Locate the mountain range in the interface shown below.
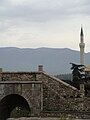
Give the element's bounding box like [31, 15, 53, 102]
[0, 47, 90, 74]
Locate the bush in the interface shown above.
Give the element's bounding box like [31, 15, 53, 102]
[10, 107, 30, 118]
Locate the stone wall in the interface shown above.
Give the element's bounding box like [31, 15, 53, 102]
[41, 111, 90, 119]
[36, 73, 83, 111]
[0, 71, 90, 119]
[0, 72, 43, 120]
[0, 72, 37, 81]
[0, 72, 90, 111]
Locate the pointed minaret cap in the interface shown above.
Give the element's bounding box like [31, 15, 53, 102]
[80, 26, 84, 36]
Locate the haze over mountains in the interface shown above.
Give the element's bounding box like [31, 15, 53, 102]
[0, 47, 90, 74]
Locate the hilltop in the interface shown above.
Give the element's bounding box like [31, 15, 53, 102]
[0, 47, 90, 74]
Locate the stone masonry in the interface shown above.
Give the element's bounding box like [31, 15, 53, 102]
[0, 68, 90, 120]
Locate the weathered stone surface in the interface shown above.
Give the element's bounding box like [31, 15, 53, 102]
[0, 71, 90, 120]
[6, 117, 90, 120]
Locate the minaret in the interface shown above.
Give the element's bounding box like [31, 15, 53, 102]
[79, 27, 85, 65]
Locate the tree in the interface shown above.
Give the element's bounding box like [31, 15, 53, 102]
[70, 63, 85, 89]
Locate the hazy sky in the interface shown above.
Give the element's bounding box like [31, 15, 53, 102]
[0, 0, 90, 52]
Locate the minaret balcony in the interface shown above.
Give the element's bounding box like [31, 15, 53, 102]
[79, 43, 85, 48]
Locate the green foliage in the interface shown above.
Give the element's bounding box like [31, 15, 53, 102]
[67, 116, 72, 120]
[60, 115, 72, 120]
[10, 107, 30, 118]
[60, 116, 66, 120]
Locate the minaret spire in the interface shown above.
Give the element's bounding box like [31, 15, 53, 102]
[79, 26, 85, 65]
[80, 26, 84, 37]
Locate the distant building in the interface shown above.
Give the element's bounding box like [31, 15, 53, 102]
[79, 27, 85, 65]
